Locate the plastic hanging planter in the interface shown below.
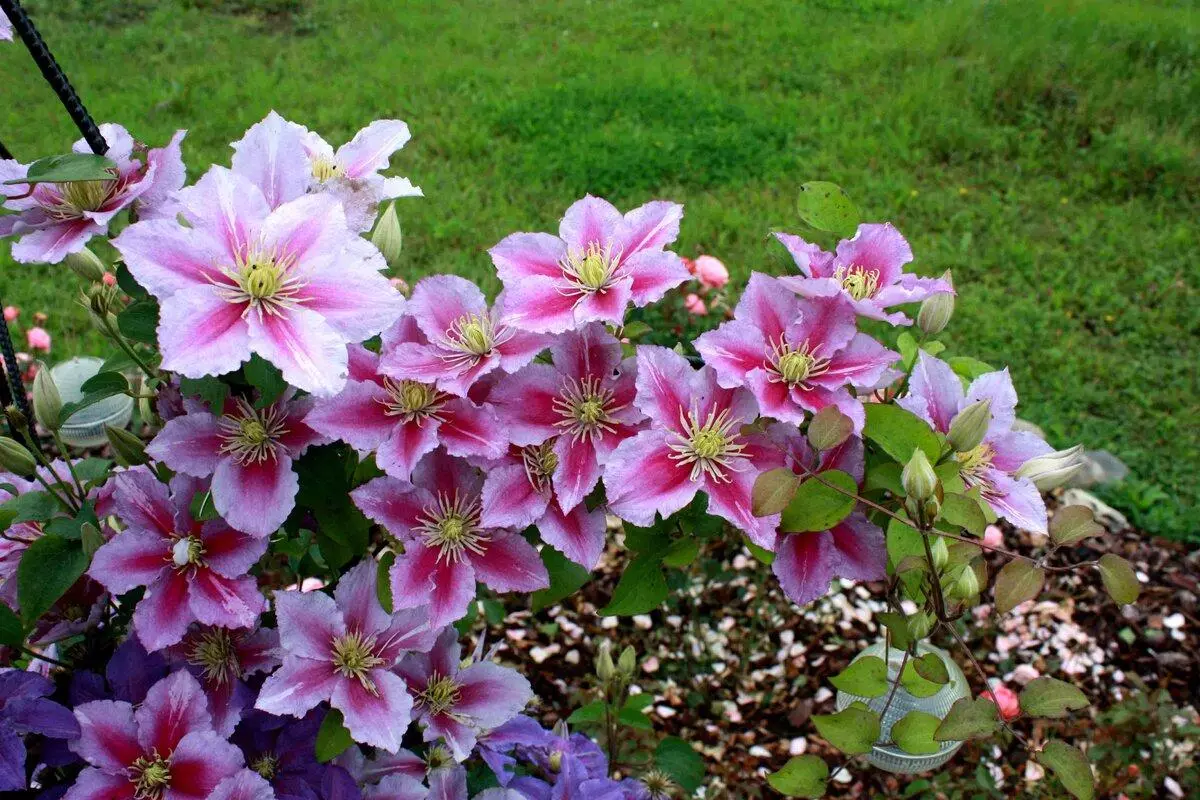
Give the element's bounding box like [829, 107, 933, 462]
[51, 357, 133, 449]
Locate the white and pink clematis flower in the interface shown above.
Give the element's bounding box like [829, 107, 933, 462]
[774, 223, 952, 326]
[898, 353, 1054, 532]
[255, 560, 437, 752]
[379, 275, 550, 398]
[113, 165, 405, 396]
[397, 627, 533, 761]
[695, 273, 899, 432]
[306, 326, 507, 482]
[1, 123, 185, 264]
[68, 671, 245, 800]
[490, 195, 690, 333]
[167, 624, 280, 737]
[352, 451, 550, 628]
[145, 390, 327, 538]
[603, 346, 779, 548]
[88, 471, 266, 652]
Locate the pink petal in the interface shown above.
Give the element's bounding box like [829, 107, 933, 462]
[295, 264, 406, 343]
[558, 195, 622, 253]
[187, 571, 265, 630]
[469, 533, 549, 594]
[246, 305, 349, 398]
[786, 383, 865, 434]
[989, 430, 1053, 473]
[332, 669, 413, 752]
[230, 110, 310, 209]
[772, 531, 836, 606]
[624, 249, 689, 307]
[408, 275, 488, 345]
[834, 223, 913, 288]
[390, 542, 477, 626]
[337, 119, 412, 179]
[551, 435, 601, 514]
[788, 293, 858, 355]
[375, 606, 441, 662]
[273, 587, 345, 660]
[481, 464, 548, 530]
[10, 218, 103, 264]
[492, 364, 562, 446]
[632, 346, 695, 432]
[348, 342, 384, 381]
[366, 774, 428, 800]
[378, 341, 452, 387]
[454, 661, 532, 729]
[694, 320, 767, 389]
[146, 411, 224, 477]
[111, 470, 176, 536]
[490, 232, 567, 283]
[439, 399, 507, 460]
[374, 419, 440, 482]
[255, 656, 339, 718]
[982, 469, 1048, 534]
[306, 380, 395, 452]
[604, 431, 696, 527]
[211, 455, 298, 538]
[496, 276, 582, 335]
[828, 513, 886, 583]
[112, 220, 227, 298]
[61, 767, 134, 800]
[133, 569, 194, 651]
[89, 532, 167, 595]
[135, 671, 213, 756]
[495, 328, 553, 373]
[614, 200, 683, 257]
[966, 367, 1018, 438]
[572, 276, 633, 328]
[334, 560, 390, 639]
[773, 232, 835, 278]
[351, 476, 432, 538]
[70, 700, 141, 773]
[538, 502, 606, 570]
[157, 288, 251, 380]
[177, 166, 270, 263]
[704, 463, 779, 550]
[896, 353, 961, 434]
[549, 323, 621, 382]
[164, 731, 244, 799]
[733, 273, 799, 345]
[210, 771, 276, 800]
[813, 332, 899, 391]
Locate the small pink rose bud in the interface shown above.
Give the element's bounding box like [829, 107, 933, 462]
[983, 524, 1003, 549]
[102, 272, 117, 287]
[2, 306, 18, 322]
[26, 327, 51, 352]
[982, 684, 1021, 722]
[693, 255, 729, 289]
[684, 293, 707, 316]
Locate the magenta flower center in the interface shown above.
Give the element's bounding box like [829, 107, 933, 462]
[552, 375, 624, 443]
[187, 628, 241, 686]
[414, 491, 488, 564]
[380, 378, 447, 423]
[419, 673, 462, 715]
[129, 753, 172, 799]
[667, 406, 747, 483]
[218, 400, 290, 465]
[44, 178, 117, 220]
[559, 242, 621, 295]
[833, 264, 881, 300]
[215, 247, 304, 316]
[768, 339, 831, 387]
[955, 442, 995, 481]
[330, 631, 386, 694]
[521, 442, 559, 492]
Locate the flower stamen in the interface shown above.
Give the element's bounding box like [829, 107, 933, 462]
[418, 674, 462, 716]
[212, 244, 305, 319]
[187, 629, 241, 686]
[330, 631, 385, 695]
[833, 264, 881, 301]
[129, 753, 172, 800]
[558, 242, 622, 297]
[217, 399, 290, 465]
[521, 442, 559, 493]
[551, 375, 624, 443]
[666, 405, 747, 483]
[414, 492, 488, 564]
[767, 338, 831, 387]
[379, 378, 447, 424]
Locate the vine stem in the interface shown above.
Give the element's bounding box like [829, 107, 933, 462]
[21, 646, 70, 669]
[100, 317, 158, 382]
[940, 620, 1031, 750]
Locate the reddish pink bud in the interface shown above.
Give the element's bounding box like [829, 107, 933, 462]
[684, 293, 707, 316]
[983, 524, 1003, 549]
[982, 684, 1020, 722]
[693, 255, 729, 289]
[26, 327, 51, 352]
[102, 271, 117, 287]
[2, 306, 17, 322]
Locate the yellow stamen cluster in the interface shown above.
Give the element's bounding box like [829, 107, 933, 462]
[667, 406, 747, 483]
[380, 378, 447, 423]
[217, 399, 291, 465]
[833, 264, 881, 301]
[768, 338, 831, 387]
[187, 629, 241, 686]
[415, 492, 488, 564]
[129, 754, 172, 800]
[521, 442, 559, 493]
[552, 375, 624, 443]
[419, 674, 463, 715]
[560, 242, 621, 294]
[330, 631, 386, 694]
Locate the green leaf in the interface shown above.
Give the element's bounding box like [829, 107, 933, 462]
[292, 445, 370, 569]
[891, 711, 942, 755]
[17, 534, 88, 626]
[922, 340, 946, 357]
[315, 709, 354, 762]
[244, 356, 288, 408]
[114, 263, 149, 300]
[662, 537, 700, 568]
[60, 381, 130, 425]
[767, 755, 828, 798]
[80, 371, 130, 396]
[1, 491, 59, 523]
[1049, 505, 1103, 547]
[599, 555, 667, 616]
[4, 153, 117, 185]
[940, 492, 986, 536]
[780, 470, 856, 533]
[876, 611, 912, 651]
[863, 404, 942, 465]
[179, 376, 229, 411]
[993, 560, 1045, 615]
[934, 696, 999, 742]
[567, 701, 607, 725]
[795, 181, 859, 236]
[1038, 740, 1095, 800]
[532, 546, 591, 611]
[654, 737, 705, 793]
[72, 457, 113, 484]
[752, 467, 800, 517]
[897, 331, 919, 370]
[118, 300, 160, 344]
[618, 702, 654, 730]
[1019, 677, 1089, 719]
[912, 652, 950, 685]
[745, 539, 775, 565]
[622, 519, 672, 557]
[376, 550, 395, 613]
[948, 356, 994, 383]
[807, 406, 854, 452]
[864, 462, 903, 495]
[620, 321, 652, 340]
[0, 604, 24, 648]
[1097, 554, 1139, 605]
[829, 656, 888, 698]
[900, 660, 942, 699]
[812, 702, 880, 756]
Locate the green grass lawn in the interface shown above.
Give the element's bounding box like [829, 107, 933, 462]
[2, 0, 1197, 539]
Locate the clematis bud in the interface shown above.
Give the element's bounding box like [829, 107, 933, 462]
[0, 437, 37, 477]
[106, 425, 149, 467]
[952, 564, 981, 599]
[63, 247, 106, 283]
[948, 399, 991, 453]
[32, 364, 63, 430]
[371, 202, 403, 267]
[901, 450, 938, 502]
[1015, 444, 1085, 491]
[5, 405, 27, 432]
[907, 610, 935, 641]
[929, 536, 949, 571]
[916, 270, 954, 334]
[618, 646, 637, 676]
[596, 644, 615, 683]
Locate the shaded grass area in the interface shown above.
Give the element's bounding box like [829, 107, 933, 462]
[1, 0, 1196, 538]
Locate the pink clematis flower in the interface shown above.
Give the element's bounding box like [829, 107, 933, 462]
[603, 346, 779, 547]
[759, 425, 886, 606]
[379, 275, 550, 398]
[68, 670, 244, 800]
[490, 195, 690, 333]
[113, 165, 405, 396]
[306, 328, 507, 482]
[352, 451, 550, 628]
[897, 353, 1053, 532]
[397, 627, 533, 761]
[1, 123, 185, 264]
[145, 390, 326, 538]
[231, 110, 422, 232]
[88, 471, 267, 652]
[0, 15, 10, 40]
[210, 771, 276, 800]
[773, 223, 952, 326]
[167, 624, 280, 737]
[255, 560, 436, 752]
[695, 273, 899, 432]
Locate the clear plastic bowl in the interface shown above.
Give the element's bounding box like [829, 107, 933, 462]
[51, 357, 133, 449]
[834, 640, 970, 774]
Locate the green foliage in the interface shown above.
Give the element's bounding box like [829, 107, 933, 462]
[599, 554, 668, 616]
[829, 655, 888, 698]
[751, 468, 800, 517]
[993, 559, 1045, 614]
[795, 181, 859, 237]
[17, 534, 89, 626]
[315, 709, 354, 762]
[1049, 505, 1104, 546]
[899, 659, 942, 699]
[863, 404, 942, 466]
[0, 604, 25, 648]
[812, 702, 880, 755]
[780, 470, 856, 533]
[3, 153, 116, 185]
[1020, 677, 1090, 719]
[117, 300, 160, 344]
[767, 755, 829, 798]
[891, 710, 942, 755]
[243, 355, 288, 407]
[1097, 554, 1140, 605]
[532, 546, 591, 611]
[935, 696, 999, 742]
[1038, 740, 1095, 800]
[290, 445, 371, 568]
[654, 737, 705, 793]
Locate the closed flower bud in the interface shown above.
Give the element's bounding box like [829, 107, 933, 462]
[901, 450, 939, 502]
[106, 425, 148, 467]
[5, 405, 28, 432]
[618, 646, 637, 676]
[64, 247, 107, 283]
[0, 437, 37, 477]
[929, 536, 949, 571]
[1015, 444, 1085, 491]
[371, 202, 403, 267]
[907, 610, 935, 640]
[596, 644, 615, 683]
[916, 270, 954, 334]
[32, 364, 63, 430]
[948, 399, 991, 453]
[81, 522, 105, 558]
[953, 564, 981, 599]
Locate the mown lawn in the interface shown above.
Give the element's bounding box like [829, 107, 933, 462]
[1, 0, 1197, 539]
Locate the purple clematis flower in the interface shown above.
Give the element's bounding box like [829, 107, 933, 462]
[255, 560, 437, 753]
[397, 628, 533, 762]
[759, 426, 887, 606]
[234, 709, 357, 800]
[113, 165, 405, 396]
[88, 471, 267, 652]
[232, 111, 422, 232]
[306, 330, 506, 482]
[491, 195, 689, 333]
[898, 353, 1054, 532]
[211, 770, 278, 800]
[603, 346, 779, 548]
[379, 276, 550, 398]
[166, 624, 280, 737]
[146, 390, 326, 538]
[0, 670, 81, 791]
[774, 223, 952, 326]
[0, 123, 185, 264]
[695, 273, 899, 433]
[352, 451, 550, 628]
[67, 670, 244, 800]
